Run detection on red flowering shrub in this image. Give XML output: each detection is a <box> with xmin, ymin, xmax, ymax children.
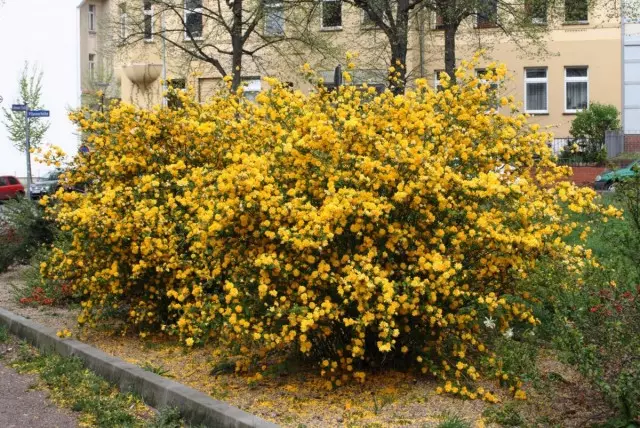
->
<box><xmin>18</xmin><ymin>283</ymin><xmax>72</xmax><ymax>306</ymax></box>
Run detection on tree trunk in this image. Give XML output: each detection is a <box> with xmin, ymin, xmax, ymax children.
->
<box><xmin>437</xmin><ymin>0</ymin><xmax>459</xmax><ymax>80</ymax></box>
<box><xmin>231</xmin><ymin>0</ymin><xmax>243</xmax><ymax>91</ymax></box>
<box><xmin>390</xmin><ymin>43</ymin><xmax>407</xmax><ymax>95</ymax></box>
<box><xmin>389</xmin><ymin>0</ymin><xmax>409</xmax><ymax>95</ymax></box>
<box><xmin>444</xmin><ymin>24</ymin><xmax>456</xmax><ymax>79</ymax></box>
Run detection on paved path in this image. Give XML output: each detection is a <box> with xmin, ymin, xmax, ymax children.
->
<box><xmin>0</xmin><ymin>361</ymin><xmax>78</xmax><ymax>428</ymax></box>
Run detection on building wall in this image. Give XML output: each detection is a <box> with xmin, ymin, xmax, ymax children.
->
<box><xmin>85</xmin><ymin>0</ymin><xmax>623</xmax><ymax>137</ymax></box>
<box><xmin>422</xmin><ymin>15</ymin><xmax>622</xmax><ymax>137</ymax></box>
<box><xmin>78</xmin><ymin>1</ymin><xmax>91</xmax><ymax>95</ymax></box>
<box><xmin>624</xmin><ymin>22</ymin><xmax>640</xmax><ymax>133</ymax></box>
<box><xmin>79</xmin><ymin>1</ymin><xmax>106</xmax><ymax>90</ymax></box>
<box><xmin>79</xmin><ymin>0</ymin><xmax>124</xmax><ymax>105</ymax></box>
<box><xmin>105</xmin><ymin>1</ymin><xmax>394</xmax><ymax>107</ymax></box>
<box><xmin>625</xmin><ymin>134</ymin><xmax>640</xmax><ymax>152</ymax></box>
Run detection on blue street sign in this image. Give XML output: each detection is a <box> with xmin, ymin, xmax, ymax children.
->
<box><xmin>79</xmin><ymin>145</ymin><xmax>90</xmax><ymax>154</ymax></box>
<box><xmin>27</xmin><ymin>110</ymin><xmax>50</xmax><ymax>118</ymax></box>
<box><xmin>11</xmin><ymin>104</ymin><xmax>27</xmax><ymax>111</ymax></box>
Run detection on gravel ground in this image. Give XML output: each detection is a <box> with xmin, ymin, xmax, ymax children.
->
<box><xmin>0</xmin><ymin>360</ymin><xmax>78</xmax><ymax>428</ymax></box>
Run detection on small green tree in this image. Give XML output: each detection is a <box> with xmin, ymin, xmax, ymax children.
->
<box><xmin>1</xmin><ymin>62</ymin><xmax>50</xmax><ymax>152</ymax></box>
<box><xmin>569</xmin><ymin>103</ymin><xmax>620</xmax><ymax>164</ymax></box>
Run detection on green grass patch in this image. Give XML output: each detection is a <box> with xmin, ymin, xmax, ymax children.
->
<box><xmin>0</xmin><ymin>325</ymin><xmax>8</xmax><ymax>343</ymax></box>
<box><xmin>482</xmin><ymin>402</ymin><xmax>526</xmax><ymax>427</ymax></box>
<box><xmin>435</xmin><ymin>413</ymin><xmax>472</xmax><ymax>428</ymax></box>
<box><xmin>9</xmin><ymin>341</ymin><xmax>187</xmax><ymax>427</ymax></box>
<box><xmin>148</xmin><ymin>407</ymin><xmax>183</xmax><ymax>428</ymax></box>
<box><xmin>141</xmin><ymin>362</ymin><xmax>173</xmax><ymax>377</ymax></box>
<box><xmin>493</xmin><ymin>338</ymin><xmax>540</xmax><ymax>384</ymax></box>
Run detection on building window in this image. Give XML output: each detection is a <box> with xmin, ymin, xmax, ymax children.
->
<box><xmin>434</xmin><ymin>70</ymin><xmax>445</xmax><ymax>91</ymax></box>
<box><xmin>524</xmin><ymin>68</ymin><xmax>548</xmax><ymax>113</ymax></box>
<box><xmin>242</xmin><ymin>78</ymin><xmax>262</xmax><ymax>102</ymax></box>
<box><xmin>321</xmin><ymin>0</ymin><xmax>342</xmax><ymax>29</ymax></box>
<box><xmin>565</xmin><ymin>67</ymin><xmax>588</xmax><ymax>113</ymax></box>
<box><xmin>526</xmin><ymin>0</ymin><xmax>547</xmax><ymax>24</ymax></box>
<box><xmin>432</xmin><ymin>11</ymin><xmax>445</xmax><ymax>30</ymax></box>
<box><xmin>185</xmin><ymin>0</ymin><xmax>203</xmax><ymax>39</ymax></box>
<box><xmin>144</xmin><ymin>1</ymin><xmax>153</xmax><ymax>40</ymax></box>
<box><xmin>264</xmin><ymin>0</ymin><xmax>285</xmax><ymax>36</ymax></box>
<box><xmin>88</xmin><ymin>4</ymin><xmax>96</xmax><ymax>32</ymax></box>
<box><xmin>88</xmin><ymin>54</ymin><xmax>96</xmax><ymax>80</ymax></box>
<box><xmin>477</xmin><ymin>0</ymin><xmax>498</xmax><ymax>28</ymax></box>
<box><xmin>565</xmin><ymin>0</ymin><xmax>588</xmax><ymax>22</ymax></box>
<box><xmin>477</xmin><ymin>68</ymin><xmax>499</xmax><ymax>109</ymax></box>
<box><xmin>119</xmin><ymin>4</ymin><xmax>127</xmax><ymax>39</ymax></box>
<box><xmin>362</xmin><ymin>9</ymin><xmax>375</xmax><ymax>27</ymax></box>
<box><xmin>167</xmin><ymin>78</ymin><xmax>187</xmax><ymax>109</ymax></box>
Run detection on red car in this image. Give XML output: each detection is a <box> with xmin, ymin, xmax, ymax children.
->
<box><xmin>0</xmin><ymin>176</ymin><xmax>25</xmax><ymax>200</ymax></box>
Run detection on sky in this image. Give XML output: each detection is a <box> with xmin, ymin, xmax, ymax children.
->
<box><xmin>0</xmin><ymin>0</ymin><xmax>79</xmax><ymax>178</ymax></box>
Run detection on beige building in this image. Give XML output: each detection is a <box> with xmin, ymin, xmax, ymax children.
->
<box><xmin>78</xmin><ymin>0</ymin><xmax>624</xmax><ymax>137</ymax></box>
<box><xmin>423</xmin><ymin>3</ymin><xmax>622</xmax><ymax>137</ymax></box>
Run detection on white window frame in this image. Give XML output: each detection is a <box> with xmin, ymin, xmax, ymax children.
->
<box><xmin>476</xmin><ymin>68</ymin><xmax>499</xmax><ymax>110</ymax></box>
<box><xmin>144</xmin><ymin>1</ymin><xmax>154</xmax><ymax>41</ymax></box>
<box><xmin>361</xmin><ymin>9</ymin><xmax>375</xmax><ymax>28</ymax></box>
<box><xmin>432</xmin><ymin>11</ymin><xmax>445</xmax><ymax>30</ymax></box>
<box><xmin>119</xmin><ymin>4</ymin><xmax>127</xmax><ymax>39</ymax></box>
<box><xmin>524</xmin><ymin>67</ymin><xmax>548</xmax><ymax>114</ymax></box>
<box><xmin>564</xmin><ymin>66</ymin><xmax>589</xmax><ymax>114</ymax></box>
<box><xmin>242</xmin><ymin>77</ymin><xmax>262</xmax><ymax>102</ymax></box>
<box><xmin>184</xmin><ymin>0</ymin><xmax>204</xmax><ymax>40</ymax></box>
<box><xmin>434</xmin><ymin>70</ymin><xmax>445</xmax><ymax>91</ymax></box>
<box><xmin>88</xmin><ymin>54</ymin><xmax>96</xmax><ymax>80</ymax></box>
<box><xmin>321</xmin><ymin>0</ymin><xmax>342</xmax><ymax>30</ymax></box>
<box><xmin>264</xmin><ymin>0</ymin><xmax>285</xmax><ymax>37</ymax></box>
<box><xmin>88</xmin><ymin>4</ymin><xmax>96</xmax><ymax>32</ymax></box>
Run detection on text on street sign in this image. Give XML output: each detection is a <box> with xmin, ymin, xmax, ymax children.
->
<box><xmin>27</xmin><ymin>110</ymin><xmax>50</xmax><ymax>118</ymax></box>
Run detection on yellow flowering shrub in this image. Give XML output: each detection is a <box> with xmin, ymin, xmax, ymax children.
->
<box><xmin>43</xmin><ymin>58</ymin><xmax>615</xmax><ymax>399</ymax></box>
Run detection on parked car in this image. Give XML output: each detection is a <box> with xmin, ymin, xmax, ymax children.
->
<box><xmin>594</xmin><ymin>159</ymin><xmax>640</xmax><ymax>191</ymax></box>
<box><xmin>30</xmin><ymin>169</ymin><xmax>62</xmax><ymax>199</ymax></box>
<box><xmin>0</xmin><ymin>176</ymin><xmax>25</xmax><ymax>200</ymax></box>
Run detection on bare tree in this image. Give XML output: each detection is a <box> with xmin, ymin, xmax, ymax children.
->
<box><xmin>344</xmin><ymin>0</ymin><xmax>428</xmax><ymax>93</ymax></box>
<box><xmin>345</xmin><ymin>0</ymin><xmax>635</xmax><ymax>92</ymax></box>
<box><xmin>114</xmin><ymin>0</ymin><xmax>334</xmax><ymax>91</ymax></box>
<box><xmin>427</xmin><ymin>0</ymin><xmax>636</xmax><ymax>78</ymax></box>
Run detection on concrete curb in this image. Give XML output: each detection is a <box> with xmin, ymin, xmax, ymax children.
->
<box><xmin>0</xmin><ymin>307</ymin><xmax>279</xmax><ymax>428</ymax></box>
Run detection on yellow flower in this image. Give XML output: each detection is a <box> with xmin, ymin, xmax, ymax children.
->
<box><xmin>56</xmin><ymin>329</ymin><xmax>72</xmax><ymax>338</ymax></box>
<box><xmin>43</xmin><ymin>55</ymin><xmax>612</xmax><ymax>397</ymax></box>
